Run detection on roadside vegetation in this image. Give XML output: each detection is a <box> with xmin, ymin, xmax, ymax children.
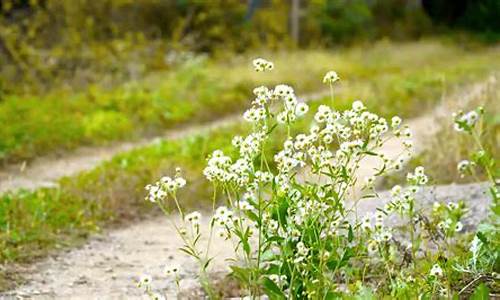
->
<box><xmin>1</xmin><ymin>40</ymin><xmax>499</xmax><ymax>164</ymax></box>
<box><xmin>1</xmin><ymin>0</ymin><xmax>498</xmax><ymax>297</ymax></box>
<box><xmin>140</xmin><ymin>59</ymin><xmax>499</xmax><ymax>298</ymax></box>
<box><xmin>1</xmin><ymin>44</ymin><xmax>499</xmax><ymax>289</ymax></box>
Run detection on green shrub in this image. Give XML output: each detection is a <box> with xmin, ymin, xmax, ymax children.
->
<box><xmin>82</xmin><ymin>111</ymin><xmax>133</xmax><ymax>142</ymax></box>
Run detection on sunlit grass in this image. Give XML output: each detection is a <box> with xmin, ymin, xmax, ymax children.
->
<box><xmin>1</xmin><ymin>40</ymin><xmax>498</xmax><ymax>164</ymax></box>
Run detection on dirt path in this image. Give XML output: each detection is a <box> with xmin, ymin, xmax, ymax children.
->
<box><xmin>2</xmin><ymin>78</ymin><xmax>497</xmax><ymax>299</ymax></box>
<box><xmin>0</xmin><ymin>75</ymin><xmax>493</xmax><ymax>194</ymax></box>
<box><xmin>0</xmin><ymin>90</ymin><xmax>331</xmax><ymax>194</ymax></box>
<box><xmin>0</xmin><ymin>115</ymin><xmax>238</xmax><ymax>194</ymax></box>
<box><xmin>3</xmin><ymin>216</ymin><xmax>234</xmax><ymax>299</ymax></box>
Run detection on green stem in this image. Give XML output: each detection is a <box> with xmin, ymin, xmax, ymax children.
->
<box><xmin>329</xmin><ymin>83</ymin><xmax>335</xmax><ymax>107</ymax></box>
<box><xmin>471</xmin><ymin>130</ymin><xmax>495</xmax><ymax>185</ymax></box>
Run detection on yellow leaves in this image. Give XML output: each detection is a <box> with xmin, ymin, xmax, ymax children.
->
<box><xmin>1</xmin><ymin>0</ymin><xmax>12</xmax><ymax>13</ymax></box>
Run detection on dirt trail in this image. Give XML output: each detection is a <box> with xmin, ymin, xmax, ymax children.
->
<box><xmin>0</xmin><ymin>115</ymin><xmax>238</xmax><ymax>194</ymax></box>
<box><xmin>2</xmin><ymin>78</ymin><xmax>497</xmax><ymax>299</ymax></box>
<box><xmin>0</xmin><ymin>91</ymin><xmax>330</xmax><ymax>194</ymax></box>
<box><xmin>3</xmin><ymin>216</ymin><xmax>234</xmax><ymax>299</ymax></box>
<box><xmin>0</xmin><ymin>75</ymin><xmax>493</xmax><ymax>194</ymax></box>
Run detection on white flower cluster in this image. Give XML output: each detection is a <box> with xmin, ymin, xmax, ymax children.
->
<box><xmin>144</xmin><ymin>58</ymin><xmax>468</xmax><ymax>298</ymax></box>
<box><xmin>272</xmin><ymin>100</ymin><xmax>409</xmax><ymax>192</ymax></box>
<box><xmin>137</xmin><ymin>274</ymin><xmax>167</xmax><ymax>300</ymax></box>
<box><xmin>203</xmin><ymin>149</ymin><xmax>254</xmax><ymax>186</ymax></box>
<box><xmin>323</xmin><ymin>70</ymin><xmax>340</xmax><ymax>84</ymax></box>
<box><xmin>246</xmin><ymin>83</ymin><xmax>309</xmax><ymax>127</ymax></box>
<box><xmin>294</xmin><ymin>241</ymin><xmax>310</xmax><ymax>264</ymax></box>
<box><xmin>429</xmin><ymin>264</ymin><xmax>443</xmax><ymax>278</ymax></box>
<box><xmin>185</xmin><ymin>211</ymin><xmax>202</xmax><ymax>227</ymax></box>
<box><xmin>199</xmin><ymin>65</ymin><xmax>418</xmax><ymax>276</ymax></box>
<box><xmin>213</xmin><ymin>206</ymin><xmax>237</xmax><ymax>239</ymax></box>
<box><xmin>406</xmin><ymin>166</ymin><xmax>429</xmax><ymax>186</ymax></box>
<box><xmin>437</xmin><ymin>218</ymin><xmax>463</xmax><ymax>232</ymax></box>
<box><xmin>205</xmin><ymin>83</ymin><xmax>313</xmax><ymax>190</ymax></box>
<box><xmin>198</xmin><ymin>63</ymin><xmax>416</xmax><ymax>271</ymax></box>
<box><xmin>164</xmin><ymin>264</ymin><xmax>180</xmax><ymax>277</ymax></box>
<box><xmin>383</xmin><ymin>168</ymin><xmax>428</xmax><ymax>215</ymax></box>
<box><xmin>252</xmin><ymin>58</ymin><xmax>274</xmax><ymax>72</ymax></box>
<box><xmin>452</xmin><ymin>108</ymin><xmax>481</xmax><ymax>132</ymax></box>
<box><xmin>457</xmin><ymin>159</ymin><xmax>471</xmax><ymax>173</ymax></box>
<box><xmin>431</xmin><ymin>199</ymin><xmax>466</xmax><ymax>239</ymax></box>
<box><xmin>145</xmin><ymin>168</ymin><xmax>186</xmax><ymax>203</ymax></box>
<box><xmin>362</xmin><ymin>210</ymin><xmax>393</xmax><ymax>254</ymax></box>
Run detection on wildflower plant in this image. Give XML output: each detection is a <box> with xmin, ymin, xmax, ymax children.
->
<box><xmin>451</xmin><ymin>106</ymin><xmax>499</xmax><ymax>293</ymax></box>
<box><xmin>140</xmin><ymin>59</ymin><xmax>498</xmax><ymax>298</ymax></box>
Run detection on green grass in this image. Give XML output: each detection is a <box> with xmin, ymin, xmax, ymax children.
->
<box><xmin>1</xmin><ymin>40</ymin><xmax>499</xmax><ymax>164</ymax></box>
<box><xmin>1</xmin><ymin>40</ymin><xmax>499</xmax><ymax>290</ymax></box>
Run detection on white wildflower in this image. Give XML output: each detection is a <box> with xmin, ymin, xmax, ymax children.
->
<box><xmin>185</xmin><ymin>211</ymin><xmax>202</xmax><ymax>226</ymax></box>
<box><xmin>457</xmin><ymin>160</ymin><xmax>470</xmax><ymax>173</ymax></box>
<box><xmin>430</xmin><ymin>264</ymin><xmax>443</xmax><ymax>278</ymax></box>
<box><xmin>391</xmin><ymin>116</ymin><xmax>402</xmax><ymax>128</ymax></box>
<box><xmin>323</xmin><ymin>71</ymin><xmax>340</xmax><ymax>84</ymax></box>
<box><xmin>150</xmin><ymin>293</ymin><xmax>166</xmax><ymax>300</ymax></box>
<box><xmin>253</xmin><ymin>58</ymin><xmax>274</xmax><ymax>72</ymax></box>
<box><xmin>295</xmin><ymin>102</ymin><xmax>309</xmax><ymax>116</ymax></box>
<box><xmin>367</xmin><ymin>240</ymin><xmax>378</xmax><ymax>255</ymax></box>
<box><xmin>137</xmin><ymin>274</ymin><xmax>152</xmax><ymax>288</ymax></box>
<box><xmin>352</xmin><ymin>100</ymin><xmax>365</xmax><ymax>112</ymax></box>
<box><xmin>164</xmin><ymin>264</ymin><xmax>180</xmax><ymax>277</ymax></box>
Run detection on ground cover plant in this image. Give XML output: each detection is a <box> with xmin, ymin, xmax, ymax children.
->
<box><xmin>1</xmin><ymin>40</ymin><xmax>499</xmax><ymax>164</ymax></box>
<box><xmin>141</xmin><ymin>59</ymin><xmax>499</xmax><ymax>298</ymax></box>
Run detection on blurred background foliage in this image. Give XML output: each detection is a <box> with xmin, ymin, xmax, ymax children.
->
<box><xmin>0</xmin><ymin>0</ymin><xmax>498</xmax><ymax>95</ymax></box>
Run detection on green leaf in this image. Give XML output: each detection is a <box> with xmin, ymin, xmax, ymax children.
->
<box><xmin>324</xmin><ymin>291</ymin><xmax>343</xmax><ymax>300</ymax></box>
<box><xmin>245</xmin><ymin>210</ymin><xmax>260</xmax><ymax>223</ymax></box>
<box><xmin>242</xmin><ymin>237</ymin><xmax>251</xmax><ymax>256</ymax></box>
<box><xmin>348</xmin><ymin>224</ymin><xmax>354</xmax><ymax>242</ymax></box>
<box><xmin>265</xmin><ymin>236</ymin><xmax>285</xmax><ymax>244</ymax></box>
<box><xmin>476</xmin><ymin>231</ymin><xmax>489</xmax><ymax>245</ymax></box>
<box><xmin>178</xmin><ymin>246</ymin><xmax>195</xmax><ymax>257</ymax></box>
<box><xmin>470</xmin><ymin>283</ymin><xmax>490</xmax><ymax>300</ymax></box>
<box><xmin>267</xmin><ymin>123</ymin><xmax>279</xmax><ymax>135</ymax></box>
<box><xmin>229</xmin><ymin>266</ymin><xmax>251</xmax><ymax>285</ymax></box>
<box><xmin>203</xmin><ymin>257</ymin><xmax>214</xmax><ymax>270</ymax></box>
<box><xmin>261</xmin><ymin>277</ymin><xmax>286</xmax><ymax>299</ymax></box>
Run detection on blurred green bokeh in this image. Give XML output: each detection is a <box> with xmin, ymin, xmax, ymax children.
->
<box><xmin>0</xmin><ymin>0</ymin><xmax>498</xmax><ymax>94</ymax></box>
